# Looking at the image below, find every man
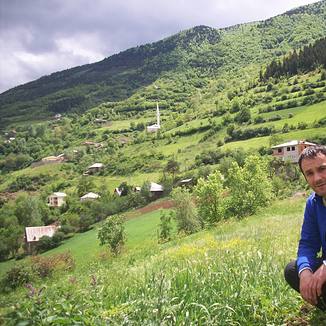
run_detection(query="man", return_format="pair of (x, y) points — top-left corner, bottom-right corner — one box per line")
(284, 145), (326, 310)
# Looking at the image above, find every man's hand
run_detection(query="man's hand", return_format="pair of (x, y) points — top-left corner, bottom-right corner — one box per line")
(312, 263), (326, 297)
(300, 269), (317, 305)
(300, 265), (326, 306)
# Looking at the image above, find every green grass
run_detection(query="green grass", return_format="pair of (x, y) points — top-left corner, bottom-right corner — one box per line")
(252, 101), (326, 130)
(0, 208), (171, 277)
(1, 196), (326, 325)
(0, 163), (69, 192)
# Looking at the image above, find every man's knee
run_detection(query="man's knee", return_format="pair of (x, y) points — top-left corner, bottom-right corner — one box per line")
(284, 260), (300, 292)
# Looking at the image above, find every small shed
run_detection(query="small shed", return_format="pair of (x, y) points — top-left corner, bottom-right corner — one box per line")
(48, 192), (67, 207)
(85, 163), (104, 175)
(150, 182), (164, 198)
(80, 192), (100, 202)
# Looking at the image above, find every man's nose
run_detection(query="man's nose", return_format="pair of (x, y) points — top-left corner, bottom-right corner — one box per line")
(314, 172), (323, 183)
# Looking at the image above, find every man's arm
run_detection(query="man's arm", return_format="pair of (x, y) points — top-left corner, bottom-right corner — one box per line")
(297, 198), (321, 274)
(297, 197), (322, 305)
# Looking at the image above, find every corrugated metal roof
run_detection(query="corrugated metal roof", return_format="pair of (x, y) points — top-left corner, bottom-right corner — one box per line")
(150, 182), (164, 192)
(80, 192), (100, 199)
(50, 192), (67, 197)
(271, 140), (316, 149)
(25, 225), (58, 242)
(88, 163), (104, 169)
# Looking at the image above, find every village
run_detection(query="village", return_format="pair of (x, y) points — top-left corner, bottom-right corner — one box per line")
(21, 137), (316, 255)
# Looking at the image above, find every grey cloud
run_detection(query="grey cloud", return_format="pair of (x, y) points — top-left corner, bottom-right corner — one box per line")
(0, 0), (320, 93)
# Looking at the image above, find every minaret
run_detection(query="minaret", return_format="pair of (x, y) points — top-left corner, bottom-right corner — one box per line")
(156, 102), (160, 127)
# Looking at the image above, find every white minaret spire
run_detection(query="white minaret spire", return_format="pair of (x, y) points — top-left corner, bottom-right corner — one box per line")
(146, 85), (161, 133)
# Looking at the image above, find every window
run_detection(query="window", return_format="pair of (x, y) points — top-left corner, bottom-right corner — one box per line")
(287, 147), (290, 151)
(292, 146), (295, 151)
(278, 148), (282, 153)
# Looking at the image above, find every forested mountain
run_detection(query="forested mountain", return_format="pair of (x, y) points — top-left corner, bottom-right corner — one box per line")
(0, 1), (325, 127)
(262, 37), (326, 79)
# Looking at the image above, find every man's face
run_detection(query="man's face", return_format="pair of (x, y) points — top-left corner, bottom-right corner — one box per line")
(301, 152), (326, 197)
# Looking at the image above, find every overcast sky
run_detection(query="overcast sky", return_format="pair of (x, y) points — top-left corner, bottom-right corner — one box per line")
(0, 0), (320, 94)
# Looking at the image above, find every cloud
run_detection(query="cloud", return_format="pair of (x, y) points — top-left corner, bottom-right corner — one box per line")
(0, 0), (320, 93)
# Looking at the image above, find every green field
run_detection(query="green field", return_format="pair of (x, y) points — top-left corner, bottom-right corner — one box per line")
(222, 126), (326, 150)
(1, 197), (325, 324)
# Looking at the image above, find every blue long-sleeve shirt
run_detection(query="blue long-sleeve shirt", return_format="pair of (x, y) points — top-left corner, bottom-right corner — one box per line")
(297, 193), (326, 274)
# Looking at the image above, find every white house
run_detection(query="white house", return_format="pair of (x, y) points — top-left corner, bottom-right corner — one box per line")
(147, 102), (161, 133)
(48, 192), (67, 207)
(25, 224), (60, 252)
(271, 140), (316, 163)
(80, 192), (100, 202)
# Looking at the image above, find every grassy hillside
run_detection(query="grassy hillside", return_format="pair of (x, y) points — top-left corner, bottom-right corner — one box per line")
(1, 197), (325, 324)
(0, 1), (325, 127)
(0, 3), (326, 323)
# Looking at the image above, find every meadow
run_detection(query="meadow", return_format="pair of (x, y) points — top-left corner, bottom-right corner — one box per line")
(1, 196), (326, 325)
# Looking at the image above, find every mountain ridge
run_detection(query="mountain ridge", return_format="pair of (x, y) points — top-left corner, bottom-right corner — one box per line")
(0, 1), (325, 127)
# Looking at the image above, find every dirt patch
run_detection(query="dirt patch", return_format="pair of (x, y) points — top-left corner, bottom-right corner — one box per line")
(126, 199), (174, 219)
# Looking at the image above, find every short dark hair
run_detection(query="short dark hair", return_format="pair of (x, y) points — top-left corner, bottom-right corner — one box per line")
(298, 145), (326, 173)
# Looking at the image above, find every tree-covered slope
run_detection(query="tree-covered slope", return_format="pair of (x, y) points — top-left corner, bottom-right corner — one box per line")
(0, 1), (325, 127)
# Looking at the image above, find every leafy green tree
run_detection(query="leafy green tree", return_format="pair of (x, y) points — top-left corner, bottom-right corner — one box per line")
(78, 212), (95, 232)
(171, 188), (200, 235)
(164, 159), (180, 182)
(140, 181), (152, 203)
(0, 204), (23, 260)
(226, 155), (273, 218)
(76, 176), (96, 197)
(14, 195), (43, 227)
(118, 182), (132, 196)
(158, 210), (173, 243)
(234, 107), (251, 123)
(98, 215), (125, 255)
(195, 171), (225, 226)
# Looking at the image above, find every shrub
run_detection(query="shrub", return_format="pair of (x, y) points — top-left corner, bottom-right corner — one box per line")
(171, 188), (201, 234)
(195, 171), (226, 226)
(98, 215), (125, 255)
(36, 231), (64, 253)
(37, 235), (56, 252)
(59, 224), (76, 235)
(158, 211), (173, 243)
(31, 252), (75, 278)
(226, 155), (273, 218)
(1, 265), (34, 291)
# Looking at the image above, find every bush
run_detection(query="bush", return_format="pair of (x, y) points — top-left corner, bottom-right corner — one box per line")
(1, 265), (34, 291)
(98, 215), (125, 255)
(31, 252), (75, 278)
(195, 171), (226, 226)
(158, 211), (173, 243)
(226, 155), (273, 218)
(59, 225), (76, 235)
(37, 231), (65, 253)
(171, 188), (201, 235)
